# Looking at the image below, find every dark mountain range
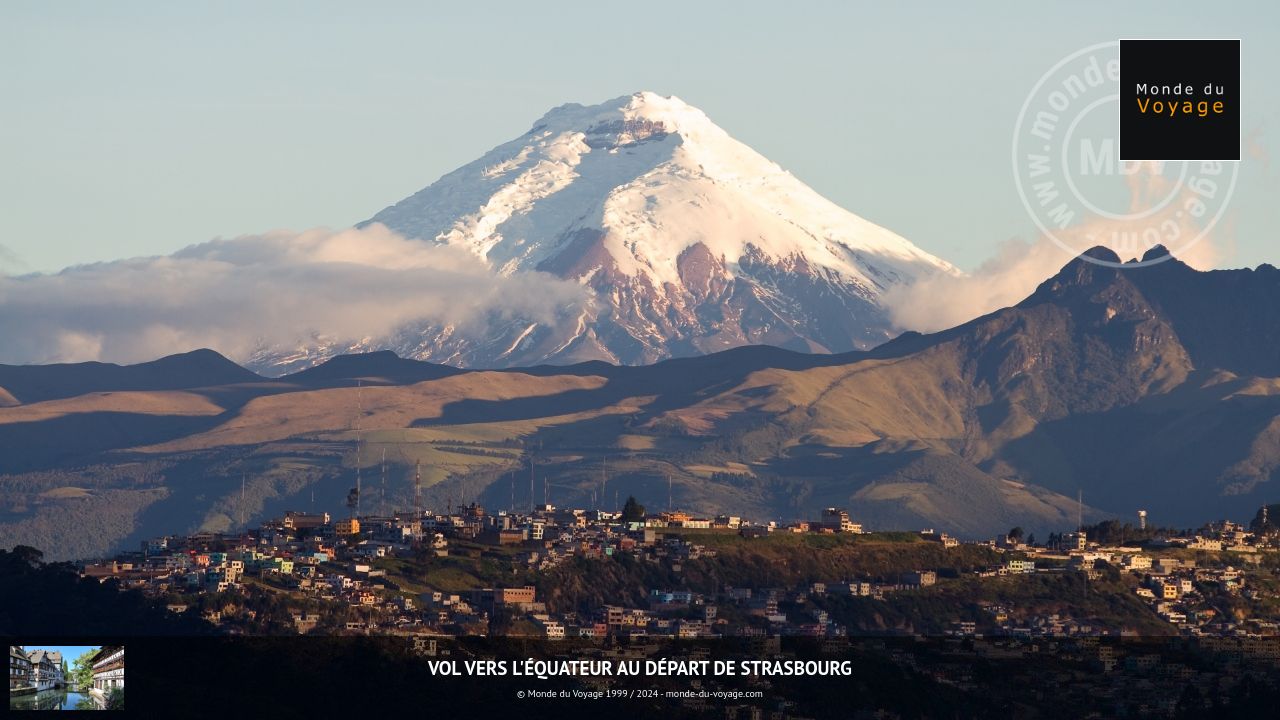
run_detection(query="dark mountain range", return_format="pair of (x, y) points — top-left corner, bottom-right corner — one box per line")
(282, 350), (466, 388)
(0, 348), (261, 405)
(1, 246), (1277, 560)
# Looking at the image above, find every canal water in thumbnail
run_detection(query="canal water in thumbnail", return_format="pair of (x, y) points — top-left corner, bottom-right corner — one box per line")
(9, 688), (101, 710)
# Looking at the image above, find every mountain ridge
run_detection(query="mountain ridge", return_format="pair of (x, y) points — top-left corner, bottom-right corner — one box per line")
(0, 348), (262, 405)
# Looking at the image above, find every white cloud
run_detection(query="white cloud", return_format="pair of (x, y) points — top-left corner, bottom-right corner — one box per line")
(882, 237), (1070, 333)
(885, 164), (1232, 334)
(0, 224), (588, 366)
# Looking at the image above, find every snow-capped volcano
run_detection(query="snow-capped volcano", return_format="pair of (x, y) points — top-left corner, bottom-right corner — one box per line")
(256, 92), (956, 372)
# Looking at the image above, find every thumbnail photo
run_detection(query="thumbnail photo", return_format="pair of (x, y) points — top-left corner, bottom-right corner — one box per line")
(8, 645), (124, 711)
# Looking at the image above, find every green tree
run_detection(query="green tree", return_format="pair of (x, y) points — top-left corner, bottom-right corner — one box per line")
(11, 545), (44, 567)
(70, 648), (98, 691)
(105, 687), (124, 710)
(621, 496), (645, 523)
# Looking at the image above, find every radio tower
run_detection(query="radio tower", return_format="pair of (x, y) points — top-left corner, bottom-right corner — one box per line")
(380, 448), (387, 518)
(1077, 490), (1083, 531)
(413, 460), (422, 521)
(240, 472), (246, 528)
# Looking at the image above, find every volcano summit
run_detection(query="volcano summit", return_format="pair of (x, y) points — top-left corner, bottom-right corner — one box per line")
(252, 92), (956, 373)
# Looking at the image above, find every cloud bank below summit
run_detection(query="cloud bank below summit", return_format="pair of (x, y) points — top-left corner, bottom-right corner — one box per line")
(884, 235), (1225, 335)
(0, 224), (587, 366)
(884, 163), (1231, 334)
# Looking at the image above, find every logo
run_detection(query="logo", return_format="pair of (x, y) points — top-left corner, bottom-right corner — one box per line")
(1013, 41), (1238, 268)
(1120, 39), (1240, 161)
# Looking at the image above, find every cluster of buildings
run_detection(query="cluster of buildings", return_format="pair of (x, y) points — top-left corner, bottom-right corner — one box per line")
(1150, 520), (1273, 554)
(390, 552), (960, 642)
(966, 520), (1280, 638)
(7, 647), (64, 695)
(75, 503), (883, 637)
(1124, 553), (1275, 635)
(87, 499), (974, 640)
(74, 496), (1280, 642)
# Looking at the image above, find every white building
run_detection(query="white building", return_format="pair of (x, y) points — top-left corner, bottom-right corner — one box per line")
(1005, 559), (1036, 574)
(1188, 536), (1223, 551)
(1121, 554), (1152, 570)
(90, 646), (124, 694)
(819, 508), (863, 533)
(26, 650), (63, 691)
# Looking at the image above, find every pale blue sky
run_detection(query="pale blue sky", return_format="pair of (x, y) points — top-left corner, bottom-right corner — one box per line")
(2, 1), (1277, 273)
(19, 645), (96, 667)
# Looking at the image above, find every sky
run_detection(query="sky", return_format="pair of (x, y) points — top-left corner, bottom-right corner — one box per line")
(20, 645), (98, 668)
(1, 1), (1277, 276)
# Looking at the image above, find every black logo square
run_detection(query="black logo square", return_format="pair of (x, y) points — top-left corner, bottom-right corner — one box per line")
(1120, 39), (1240, 161)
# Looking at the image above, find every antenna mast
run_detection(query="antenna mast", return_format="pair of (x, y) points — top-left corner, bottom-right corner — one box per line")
(1077, 489), (1083, 531)
(413, 459), (421, 521)
(240, 472), (246, 528)
(380, 448), (387, 518)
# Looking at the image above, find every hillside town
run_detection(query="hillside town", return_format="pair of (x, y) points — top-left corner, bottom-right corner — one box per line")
(71, 497), (1280, 646)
